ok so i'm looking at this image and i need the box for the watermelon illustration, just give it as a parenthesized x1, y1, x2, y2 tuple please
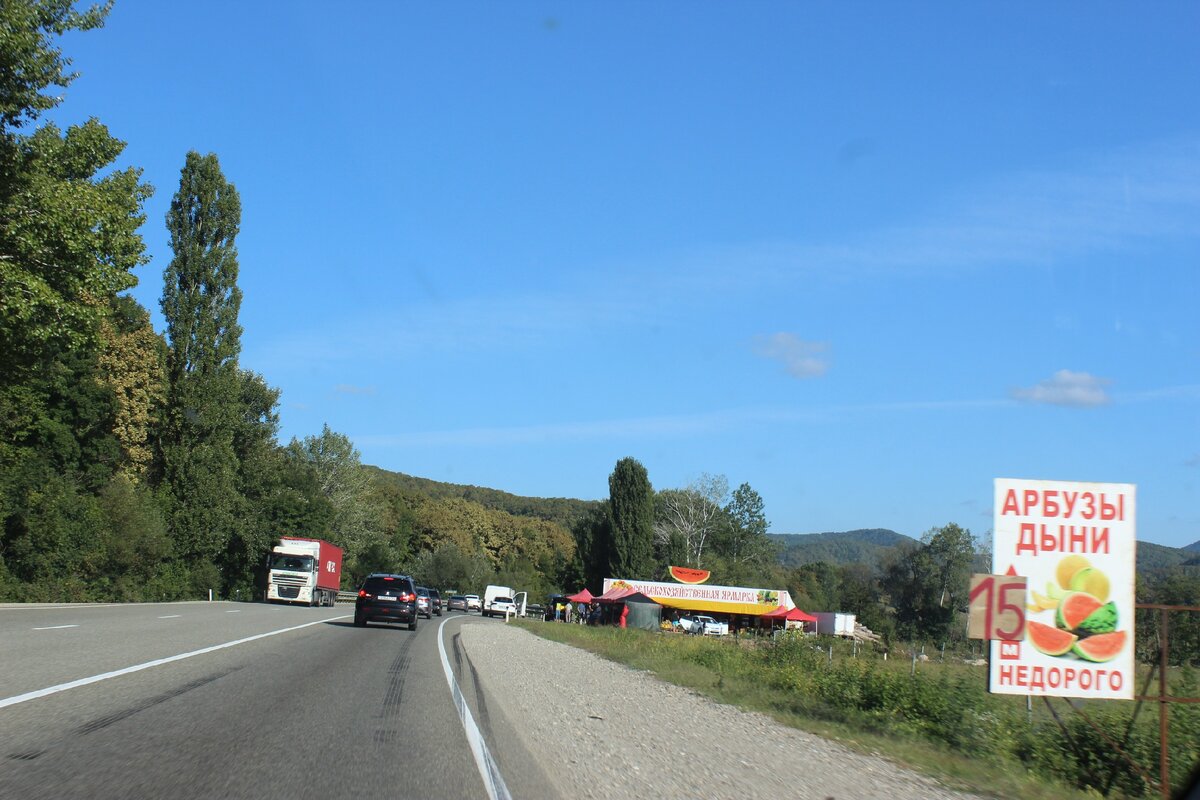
(667, 565, 711, 585)
(1076, 601, 1119, 636)
(1072, 630, 1127, 663)
(1027, 620, 1077, 657)
(1055, 591, 1102, 631)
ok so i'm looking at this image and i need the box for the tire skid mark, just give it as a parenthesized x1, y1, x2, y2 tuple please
(74, 667, 242, 736)
(376, 634, 415, 724)
(6, 750, 45, 761)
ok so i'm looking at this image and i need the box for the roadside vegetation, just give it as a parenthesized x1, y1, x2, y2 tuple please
(521, 622, 1200, 800)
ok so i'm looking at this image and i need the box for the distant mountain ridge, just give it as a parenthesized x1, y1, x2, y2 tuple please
(769, 529, 915, 571)
(770, 528, 1199, 575)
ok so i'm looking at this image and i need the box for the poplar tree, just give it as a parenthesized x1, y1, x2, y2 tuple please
(160, 152, 244, 564)
(608, 457, 655, 579)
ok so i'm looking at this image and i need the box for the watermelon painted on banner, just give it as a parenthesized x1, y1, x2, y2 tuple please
(667, 565, 711, 584)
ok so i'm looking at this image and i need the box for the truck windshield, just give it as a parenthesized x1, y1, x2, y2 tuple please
(269, 554, 314, 571)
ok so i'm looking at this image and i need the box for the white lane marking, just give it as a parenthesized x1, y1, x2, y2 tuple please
(226, 610, 240, 613)
(0, 615, 350, 710)
(32, 625, 79, 630)
(437, 616, 512, 800)
(158, 615, 181, 619)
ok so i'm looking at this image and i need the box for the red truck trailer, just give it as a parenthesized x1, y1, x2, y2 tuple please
(265, 537, 343, 606)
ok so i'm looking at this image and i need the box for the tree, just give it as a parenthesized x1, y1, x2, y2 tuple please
(654, 473, 728, 569)
(159, 152, 244, 563)
(719, 481, 773, 571)
(571, 501, 611, 593)
(97, 296, 165, 483)
(0, 0, 109, 132)
(607, 457, 655, 579)
(883, 522, 977, 642)
(286, 424, 381, 561)
(0, 1, 153, 600)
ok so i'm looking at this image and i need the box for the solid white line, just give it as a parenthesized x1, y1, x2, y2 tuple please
(158, 615, 181, 619)
(0, 615, 350, 710)
(437, 617, 512, 800)
(226, 610, 241, 613)
(32, 625, 79, 630)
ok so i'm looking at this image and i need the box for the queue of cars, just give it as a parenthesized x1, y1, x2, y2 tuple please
(355, 575, 497, 630)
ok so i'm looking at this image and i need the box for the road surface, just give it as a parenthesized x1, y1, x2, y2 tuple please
(0, 601, 548, 800)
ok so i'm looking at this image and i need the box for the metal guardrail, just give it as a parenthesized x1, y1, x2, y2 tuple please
(336, 590, 358, 604)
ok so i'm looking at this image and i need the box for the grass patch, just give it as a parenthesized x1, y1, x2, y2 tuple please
(517, 621, 1197, 800)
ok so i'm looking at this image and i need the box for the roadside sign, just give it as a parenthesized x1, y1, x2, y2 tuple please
(990, 478, 1136, 700)
(968, 574, 1026, 640)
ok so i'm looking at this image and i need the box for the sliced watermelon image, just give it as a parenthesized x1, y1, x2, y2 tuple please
(1055, 591, 1103, 631)
(667, 565, 711, 584)
(1076, 601, 1119, 636)
(1072, 630, 1127, 663)
(1027, 620, 1077, 657)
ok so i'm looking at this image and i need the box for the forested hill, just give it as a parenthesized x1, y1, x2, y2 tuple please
(771, 529, 1199, 575)
(770, 529, 915, 571)
(365, 467, 600, 530)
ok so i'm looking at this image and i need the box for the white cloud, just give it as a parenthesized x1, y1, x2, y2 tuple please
(752, 333, 829, 379)
(1011, 370, 1112, 407)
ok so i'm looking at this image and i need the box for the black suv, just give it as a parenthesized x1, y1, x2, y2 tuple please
(355, 574, 418, 630)
(427, 588, 443, 617)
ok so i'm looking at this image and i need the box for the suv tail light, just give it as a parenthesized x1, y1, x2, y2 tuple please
(358, 589, 370, 598)
(399, 592, 415, 602)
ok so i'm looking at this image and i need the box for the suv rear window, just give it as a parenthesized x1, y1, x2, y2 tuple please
(363, 576, 412, 594)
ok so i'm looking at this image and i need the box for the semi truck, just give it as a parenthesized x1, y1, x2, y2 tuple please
(265, 537, 343, 606)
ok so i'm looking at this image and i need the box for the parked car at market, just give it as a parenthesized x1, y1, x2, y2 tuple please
(678, 614, 729, 636)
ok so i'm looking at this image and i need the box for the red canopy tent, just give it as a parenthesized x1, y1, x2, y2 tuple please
(762, 605, 817, 631)
(566, 588, 594, 604)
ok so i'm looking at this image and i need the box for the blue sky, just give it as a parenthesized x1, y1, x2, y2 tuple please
(50, 2, 1199, 547)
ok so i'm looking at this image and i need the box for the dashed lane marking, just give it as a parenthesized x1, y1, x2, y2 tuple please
(0, 615, 350, 710)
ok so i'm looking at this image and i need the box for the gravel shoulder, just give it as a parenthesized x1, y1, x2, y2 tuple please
(459, 622, 982, 800)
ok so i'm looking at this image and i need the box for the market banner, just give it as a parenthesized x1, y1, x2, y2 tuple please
(990, 478, 1136, 700)
(603, 578, 793, 616)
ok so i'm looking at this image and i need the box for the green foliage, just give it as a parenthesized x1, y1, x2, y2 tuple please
(365, 466, 597, 530)
(0, 0, 110, 131)
(883, 523, 978, 642)
(608, 457, 655, 579)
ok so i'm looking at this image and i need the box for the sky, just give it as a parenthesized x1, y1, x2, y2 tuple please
(47, 2, 1199, 548)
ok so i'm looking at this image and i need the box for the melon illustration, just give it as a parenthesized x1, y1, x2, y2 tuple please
(1076, 601, 1119, 636)
(1056, 554, 1091, 589)
(1056, 591, 1103, 631)
(1072, 630, 1127, 663)
(1027, 620, 1077, 657)
(1068, 567, 1111, 603)
(1028, 590, 1058, 612)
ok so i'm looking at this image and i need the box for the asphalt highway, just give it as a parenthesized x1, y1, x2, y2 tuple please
(0, 602, 554, 800)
